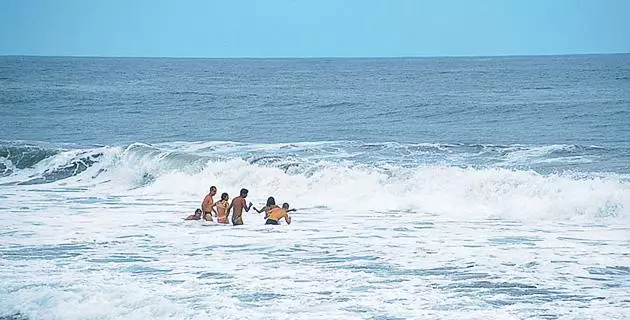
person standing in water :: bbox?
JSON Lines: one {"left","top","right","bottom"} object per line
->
{"left": 253, "top": 196, "right": 279, "bottom": 219}
{"left": 227, "top": 188, "right": 253, "bottom": 225}
{"left": 265, "top": 203, "right": 294, "bottom": 225}
{"left": 213, "top": 193, "right": 230, "bottom": 224}
{"left": 201, "top": 186, "right": 217, "bottom": 221}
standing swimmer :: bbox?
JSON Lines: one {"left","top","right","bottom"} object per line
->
{"left": 201, "top": 186, "right": 218, "bottom": 221}
{"left": 227, "top": 188, "right": 253, "bottom": 225}
{"left": 213, "top": 193, "right": 230, "bottom": 224}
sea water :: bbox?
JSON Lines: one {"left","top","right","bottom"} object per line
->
{"left": 1, "top": 55, "right": 630, "bottom": 319}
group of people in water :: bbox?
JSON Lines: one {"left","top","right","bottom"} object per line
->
{"left": 184, "top": 186, "right": 294, "bottom": 225}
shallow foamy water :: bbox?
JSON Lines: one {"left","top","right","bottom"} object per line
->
{"left": 2, "top": 184, "right": 629, "bottom": 320}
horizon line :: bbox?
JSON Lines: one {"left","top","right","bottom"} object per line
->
{"left": 1, "top": 51, "right": 629, "bottom": 60}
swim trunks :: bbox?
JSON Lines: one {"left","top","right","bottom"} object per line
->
{"left": 265, "top": 219, "right": 279, "bottom": 225}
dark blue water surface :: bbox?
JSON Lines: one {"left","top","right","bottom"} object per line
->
{"left": 1, "top": 54, "right": 629, "bottom": 147}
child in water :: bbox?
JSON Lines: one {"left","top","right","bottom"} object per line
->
{"left": 184, "top": 208, "right": 202, "bottom": 220}
{"left": 213, "top": 193, "right": 230, "bottom": 224}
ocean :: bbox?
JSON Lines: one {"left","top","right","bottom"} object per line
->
{"left": 1, "top": 54, "right": 629, "bottom": 319}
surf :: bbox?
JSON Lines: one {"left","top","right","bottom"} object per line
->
{"left": 1, "top": 140, "right": 628, "bottom": 222}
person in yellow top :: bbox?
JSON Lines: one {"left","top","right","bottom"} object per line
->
{"left": 213, "top": 193, "right": 230, "bottom": 224}
{"left": 265, "top": 203, "right": 295, "bottom": 225}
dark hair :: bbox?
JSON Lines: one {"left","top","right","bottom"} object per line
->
{"left": 221, "top": 193, "right": 229, "bottom": 200}
{"left": 282, "top": 203, "right": 289, "bottom": 209}
{"left": 266, "top": 197, "right": 276, "bottom": 206}
{"left": 195, "top": 208, "right": 202, "bottom": 214}
{"left": 240, "top": 188, "right": 248, "bottom": 196}
{"left": 210, "top": 186, "right": 217, "bottom": 191}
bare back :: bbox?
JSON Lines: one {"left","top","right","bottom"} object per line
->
{"left": 230, "top": 197, "right": 246, "bottom": 225}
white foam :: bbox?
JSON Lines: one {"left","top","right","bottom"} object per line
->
{"left": 113, "top": 159, "right": 630, "bottom": 221}
{"left": 4, "top": 142, "right": 627, "bottom": 222}
{"left": 2, "top": 197, "right": 629, "bottom": 319}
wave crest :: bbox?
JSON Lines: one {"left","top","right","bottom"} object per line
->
{"left": 1, "top": 141, "right": 628, "bottom": 221}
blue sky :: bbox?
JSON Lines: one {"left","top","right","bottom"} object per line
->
{"left": 0, "top": 0, "right": 628, "bottom": 57}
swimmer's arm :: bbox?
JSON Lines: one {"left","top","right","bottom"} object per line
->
{"left": 253, "top": 206, "right": 266, "bottom": 213}
{"left": 287, "top": 209, "right": 297, "bottom": 212}
{"left": 284, "top": 215, "right": 292, "bottom": 225}
{"left": 211, "top": 201, "right": 221, "bottom": 215}
{"left": 244, "top": 200, "right": 253, "bottom": 212}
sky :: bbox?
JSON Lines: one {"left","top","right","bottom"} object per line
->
{"left": 0, "top": 0, "right": 628, "bottom": 58}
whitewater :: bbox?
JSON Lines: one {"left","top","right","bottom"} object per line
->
{"left": 1, "top": 140, "right": 629, "bottom": 319}
{"left": 1, "top": 55, "right": 630, "bottom": 319}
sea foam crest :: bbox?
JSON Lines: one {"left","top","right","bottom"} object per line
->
{"left": 1, "top": 141, "right": 628, "bottom": 221}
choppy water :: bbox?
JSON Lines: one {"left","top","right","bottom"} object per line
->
{"left": 1, "top": 55, "right": 630, "bottom": 319}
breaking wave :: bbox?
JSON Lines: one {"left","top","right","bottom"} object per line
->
{"left": 1, "top": 140, "right": 629, "bottom": 220}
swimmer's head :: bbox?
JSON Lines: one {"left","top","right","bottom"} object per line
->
{"left": 240, "top": 188, "right": 249, "bottom": 197}
{"left": 209, "top": 186, "right": 217, "bottom": 195}
{"left": 221, "top": 193, "right": 229, "bottom": 201}
{"left": 266, "top": 197, "right": 276, "bottom": 206}
{"left": 194, "top": 208, "right": 202, "bottom": 216}
{"left": 282, "top": 203, "right": 289, "bottom": 209}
